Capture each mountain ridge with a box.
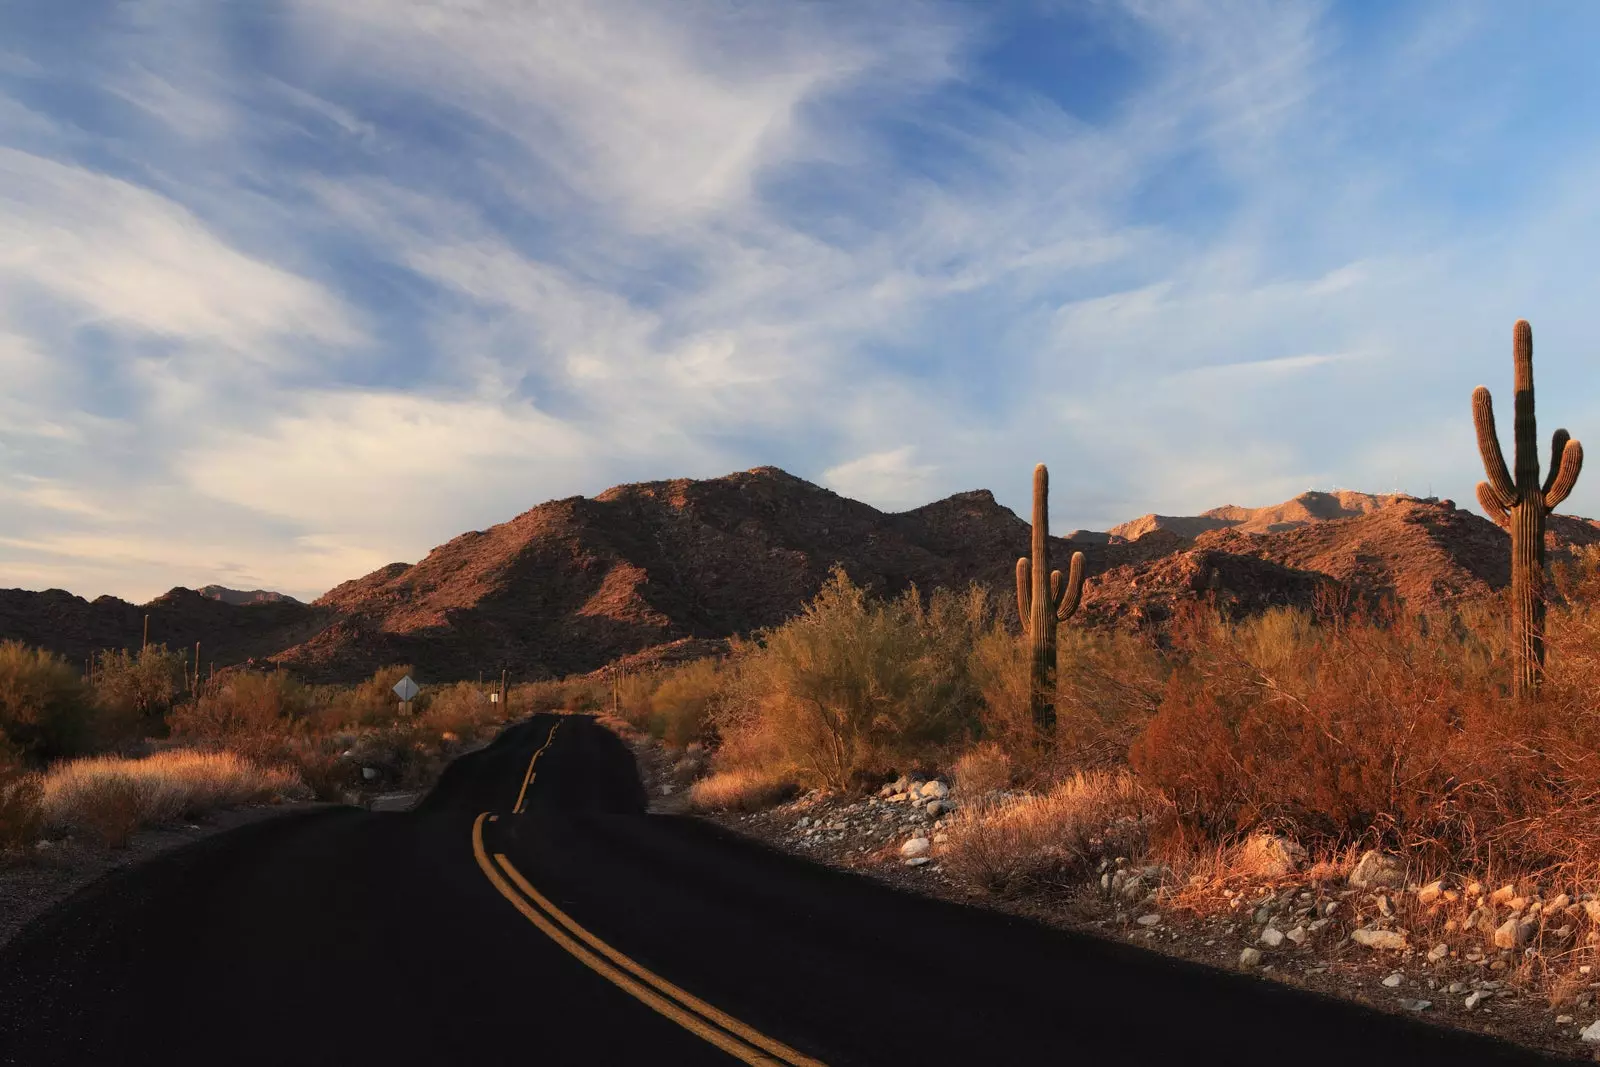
[3,467,1594,682]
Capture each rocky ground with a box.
[705,782,1600,1063]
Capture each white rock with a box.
[1465,990,1487,1010]
[1558,1015,1575,1025]
[920,780,949,799]
[925,800,945,817]
[1428,943,1450,961]
[900,837,931,858]
[1494,916,1536,950]
[1239,947,1263,967]
[361,766,379,781]
[1136,914,1161,926]
[1351,927,1408,950]
[1416,880,1445,906]
[1397,999,1430,1012]
[1382,973,1404,988]
[904,856,931,867]
[1348,850,1405,889]
[1285,926,1308,945]
[1259,927,1285,947]
[1585,900,1600,923]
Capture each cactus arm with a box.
[1056,551,1086,620]
[1474,386,1517,501]
[1545,437,1583,511]
[1016,557,1030,624]
[1476,481,1510,528]
[1049,569,1062,606]
[1542,429,1572,496]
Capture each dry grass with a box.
[687,769,799,813]
[0,771,43,851]
[950,742,1012,795]
[940,770,1174,893]
[40,750,307,847]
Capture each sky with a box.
[5,1,1600,604]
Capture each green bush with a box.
[92,644,189,746]
[645,659,722,747]
[0,641,95,765]
[711,568,987,789]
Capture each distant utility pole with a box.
[194,642,202,695]
[499,668,508,715]
[142,614,149,652]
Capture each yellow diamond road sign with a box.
[393,675,420,702]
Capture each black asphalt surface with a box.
[0,714,1578,1065]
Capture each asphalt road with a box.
[0,714,1577,1065]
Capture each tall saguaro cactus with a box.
[1015,464,1086,732]
[1474,319,1584,697]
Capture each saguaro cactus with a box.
[1474,319,1584,697]
[1015,463,1086,732]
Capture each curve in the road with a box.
[0,713,1582,1066]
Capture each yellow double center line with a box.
[512,719,561,814]
[473,722,824,1066]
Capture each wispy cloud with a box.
[3,1,1600,601]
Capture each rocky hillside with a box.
[1105,490,1405,541]
[5,468,1600,682]
[0,586,327,672]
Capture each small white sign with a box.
[392,675,420,702]
[489,691,499,703]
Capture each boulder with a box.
[900,837,931,858]
[1351,927,1408,950]
[1416,880,1445,907]
[920,780,949,799]
[1581,1020,1600,1044]
[1348,850,1404,889]
[1258,927,1285,947]
[1493,916,1536,950]
[1239,947,1263,967]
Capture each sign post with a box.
[393,674,420,717]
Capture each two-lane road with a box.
[0,715,1574,1064]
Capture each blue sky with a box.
[4,1,1600,603]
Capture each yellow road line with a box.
[491,851,826,1067]
[471,814,812,1066]
[512,719,561,814]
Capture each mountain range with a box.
[4,467,1597,683]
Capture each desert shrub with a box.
[645,660,723,747]
[1123,602,1600,873]
[941,770,1173,893]
[420,681,504,738]
[687,768,799,812]
[0,769,44,851]
[969,618,1167,780]
[92,644,188,746]
[950,742,1013,795]
[710,569,984,789]
[41,749,305,846]
[309,665,423,729]
[168,670,313,743]
[0,641,94,765]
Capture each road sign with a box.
[393,675,420,702]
